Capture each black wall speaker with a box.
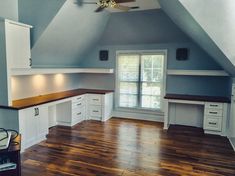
[176,48,189,60]
[99,50,109,61]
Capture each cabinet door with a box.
[19,106,48,150]
[19,108,37,150]
[37,105,49,140]
[5,22,31,69]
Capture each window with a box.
[116,50,166,111]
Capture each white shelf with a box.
[1,18,33,28]
[167,70,229,76]
[11,68,114,76]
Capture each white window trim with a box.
[115,49,168,113]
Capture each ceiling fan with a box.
[75,0,139,12]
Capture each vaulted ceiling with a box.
[2,0,234,75]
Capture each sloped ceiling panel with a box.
[158,0,235,75]
[19,0,66,46]
[30,0,110,67]
[179,0,235,67]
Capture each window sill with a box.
[115,107,164,116]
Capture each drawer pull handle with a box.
[77,112,81,115]
[77,97,82,100]
[210,104,218,107]
[209,111,218,114]
[77,103,82,106]
[209,122,217,125]
[34,108,39,116]
[93,110,99,112]
[92,99,99,101]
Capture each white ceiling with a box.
[108,0,161,12]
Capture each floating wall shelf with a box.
[167,70,229,77]
[11,68,114,76]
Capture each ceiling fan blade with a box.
[113,4,131,11]
[83,2,97,4]
[115,0,135,3]
[130,6,139,9]
[74,0,97,6]
[95,6,106,12]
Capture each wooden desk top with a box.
[0,89,114,110]
[164,94,230,103]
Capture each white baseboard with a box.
[112,110,164,122]
[57,121,72,127]
[229,138,235,151]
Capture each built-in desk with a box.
[0,89,114,151]
[164,94,230,136]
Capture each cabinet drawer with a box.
[72,95,84,103]
[72,107,85,123]
[88,94,102,105]
[205,108,223,117]
[204,116,222,131]
[72,100,85,109]
[72,106,84,114]
[205,102,223,109]
[89,106,102,117]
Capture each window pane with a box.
[142,69,152,82]
[141,82,161,96]
[153,55,164,68]
[119,94,138,108]
[153,69,163,82]
[143,57,152,68]
[118,55,139,81]
[141,95,161,109]
[120,82,138,94]
[141,54,164,82]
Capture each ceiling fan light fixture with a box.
[110,0,117,8]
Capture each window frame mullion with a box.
[138,54,142,108]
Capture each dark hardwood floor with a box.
[21,118,235,176]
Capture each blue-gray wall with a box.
[79,10,231,97]
[0,0,18,21]
[99,9,191,45]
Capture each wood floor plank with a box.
[21,118,235,176]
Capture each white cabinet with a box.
[0,19,32,106]
[87,94,102,121]
[56,93,113,125]
[71,95,86,125]
[56,95,86,126]
[19,105,48,151]
[5,20,32,69]
[203,102,228,135]
[87,93,113,121]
